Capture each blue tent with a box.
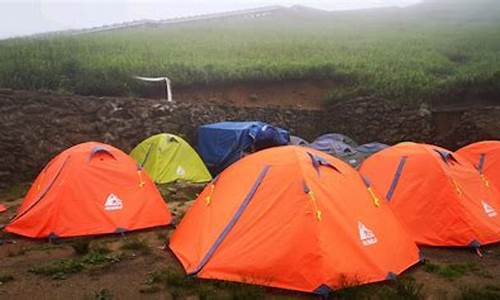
[197,121,290,174]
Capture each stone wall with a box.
[1,90,499,190]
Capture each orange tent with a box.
[457,141,500,189]
[360,142,500,248]
[5,142,172,239]
[170,146,420,294]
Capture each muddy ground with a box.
[0,185,499,300]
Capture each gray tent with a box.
[356,142,389,155]
[307,133,363,167]
[314,133,358,148]
[289,135,309,146]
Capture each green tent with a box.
[130,133,212,184]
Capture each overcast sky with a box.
[0,0,421,39]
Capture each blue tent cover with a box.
[197,121,289,174]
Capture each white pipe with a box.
[134,76,173,102]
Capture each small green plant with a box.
[328,276,423,300]
[156,232,168,243]
[144,270,167,286]
[90,242,112,255]
[142,269,195,297]
[225,284,266,300]
[82,251,121,265]
[423,261,477,279]
[486,285,500,292]
[70,239,91,255]
[141,271,166,295]
[165,269,193,288]
[120,238,151,255]
[143,269,268,299]
[379,277,423,300]
[139,285,162,294]
[30,250,122,279]
[423,261,440,273]
[329,285,372,300]
[30,258,85,279]
[460,286,500,300]
[94,289,113,300]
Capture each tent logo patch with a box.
[176,166,186,177]
[358,221,378,246]
[482,201,497,217]
[104,193,123,211]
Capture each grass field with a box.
[0,0,499,102]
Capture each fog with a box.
[0,0,421,39]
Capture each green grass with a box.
[0,0,499,102]
[29,251,122,279]
[329,276,423,300]
[423,261,478,279]
[30,257,85,279]
[120,237,151,255]
[460,286,500,300]
[93,289,114,300]
[70,239,91,255]
[142,268,266,299]
[140,269,423,300]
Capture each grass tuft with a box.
[460,286,500,300]
[30,258,84,279]
[94,289,113,300]
[142,268,266,299]
[120,238,151,255]
[0,274,14,284]
[70,239,91,255]
[423,261,478,279]
[29,250,122,280]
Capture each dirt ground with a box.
[143,79,338,110]
[0,186,499,300]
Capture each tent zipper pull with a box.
[480,174,490,188]
[205,184,215,206]
[307,190,322,221]
[137,170,145,188]
[452,179,462,197]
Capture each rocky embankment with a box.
[1,89,499,190]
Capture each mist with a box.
[0,0,421,39]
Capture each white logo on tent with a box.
[176,166,186,177]
[358,221,378,246]
[104,193,123,211]
[482,201,497,217]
